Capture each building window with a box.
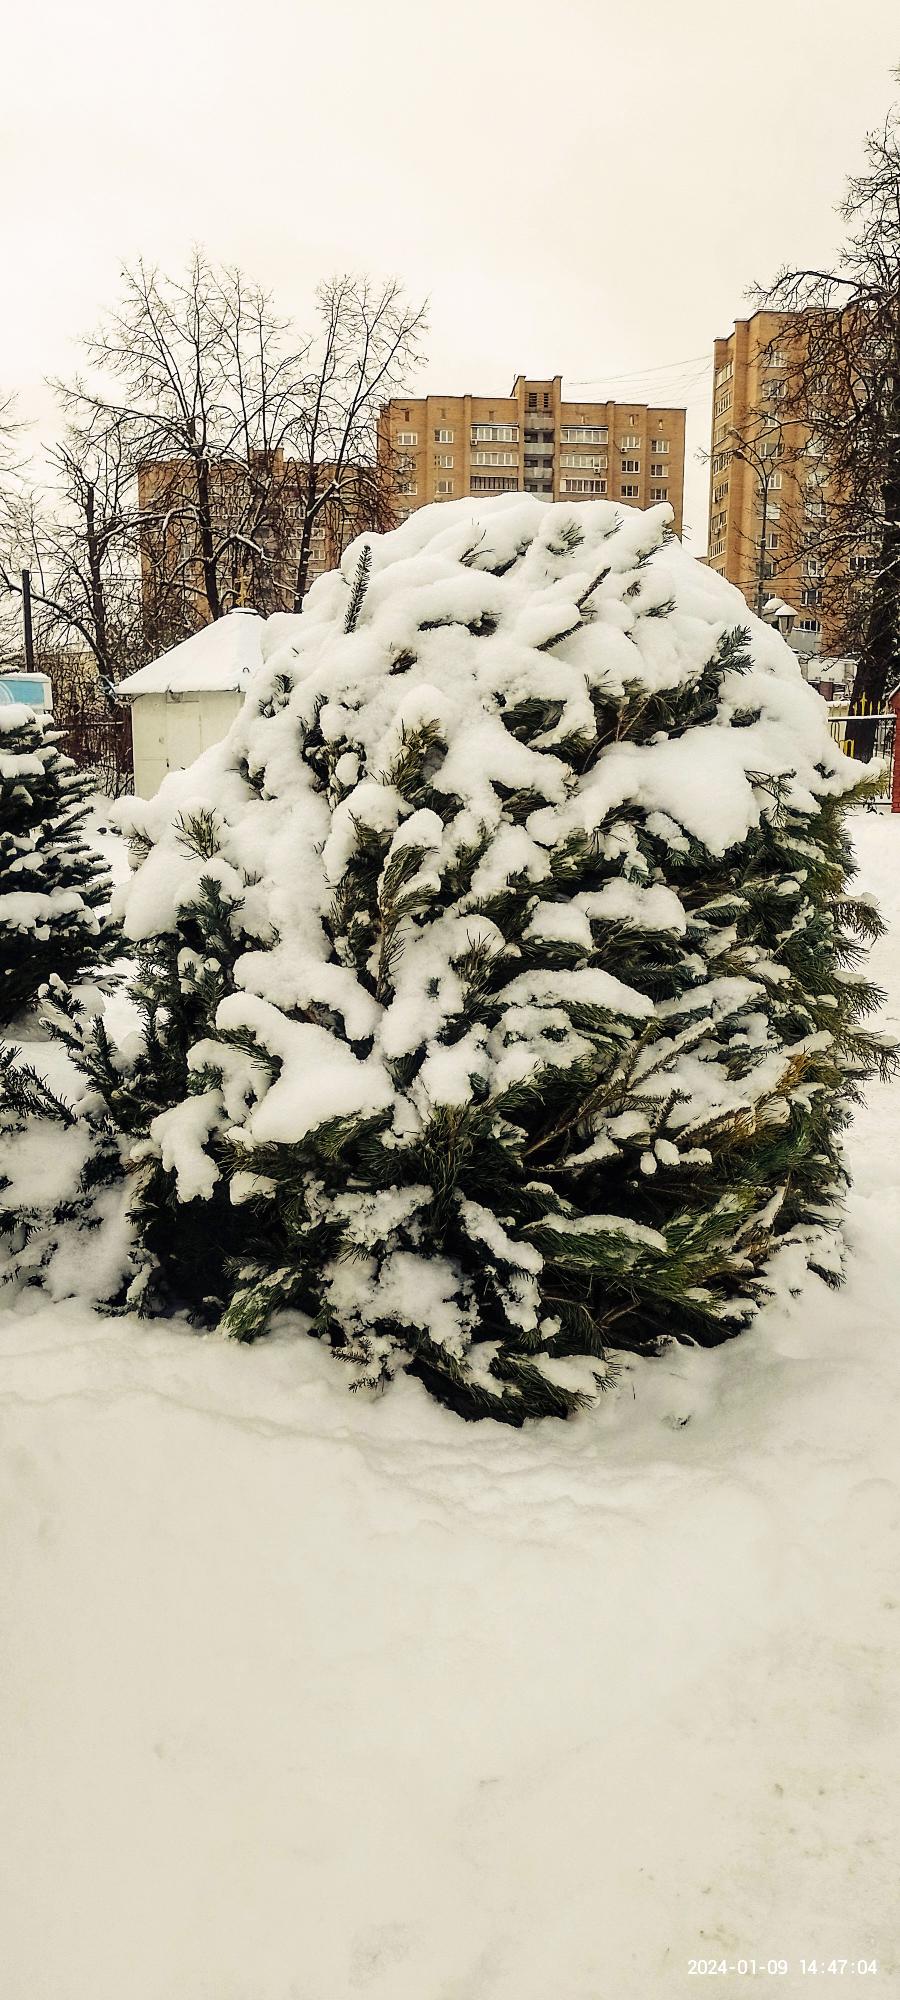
[650,487,669,502]
[620,483,640,498]
[470,474,519,492]
[527,392,538,409]
[714,362,733,387]
[801,587,822,607]
[767,532,780,550]
[714,392,732,417]
[560,476,606,493]
[769,472,783,490]
[396,480,417,495]
[471,424,517,442]
[434,453,454,468]
[650,438,670,453]
[471,450,517,466]
[651,463,669,478]
[560,425,608,444]
[710,537,726,557]
[799,617,821,632]
[436,480,454,496]
[433,428,454,443]
[395,431,418,446]
[560,452,607,469]
[619,434,640,450]
[621,457,640,473]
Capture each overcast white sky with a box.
[3,0,898,550]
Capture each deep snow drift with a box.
[1,810,898,2000]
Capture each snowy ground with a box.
[2,810,899,2000]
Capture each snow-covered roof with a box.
[118,609,265,697]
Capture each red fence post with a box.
[892,694,900,815]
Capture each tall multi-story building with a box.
[379,375,685,532]
[706,311,829,667]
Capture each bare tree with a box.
[0,396,27,636]
[287,275,428,607]
[750,87,900,740]
[0,395,23,480]
[0,420,145,687]
[0,255,427,789]
[0,418,144,790]
[56,254,310,632]
[58,254,426,632]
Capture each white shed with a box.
[117,609,265,797]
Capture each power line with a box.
[569,351,712,387]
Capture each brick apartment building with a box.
[706,311,833,667]
[379,374,685,532]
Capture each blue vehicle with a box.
[0,673,53,710]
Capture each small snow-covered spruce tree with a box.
[0,702,114,1025]
[2,498,893,1421]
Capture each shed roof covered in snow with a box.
[117,609,264,697]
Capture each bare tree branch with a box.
[746,86,900,738]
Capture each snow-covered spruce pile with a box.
[0,703,113,1026]
[2,498,892,1421]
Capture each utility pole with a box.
[21,568,34,672]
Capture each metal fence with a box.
[56,709,133,797]
[828,701,896,805]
